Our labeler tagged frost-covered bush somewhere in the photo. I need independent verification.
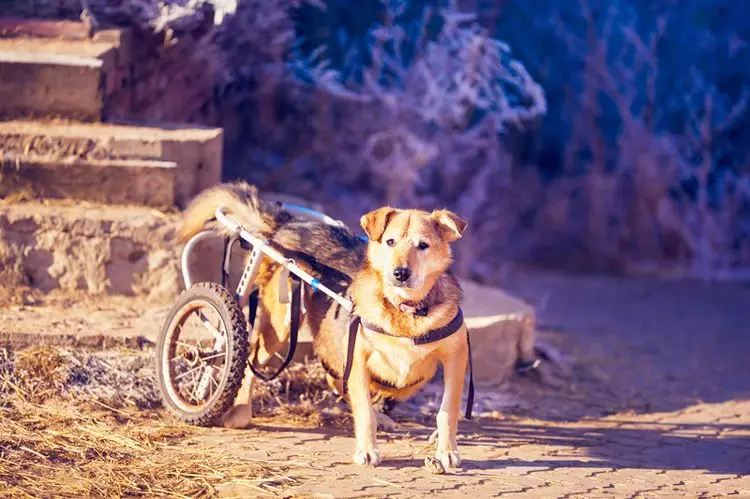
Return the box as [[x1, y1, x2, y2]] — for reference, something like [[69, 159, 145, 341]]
[[284, 0, 546, 276]]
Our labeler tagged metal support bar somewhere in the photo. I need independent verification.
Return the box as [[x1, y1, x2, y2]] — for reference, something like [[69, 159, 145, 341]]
[[215, 207, 354, 312], [181, 230, 217, 289], [280, 203, 345, 228], [235, 247, 263, 309]]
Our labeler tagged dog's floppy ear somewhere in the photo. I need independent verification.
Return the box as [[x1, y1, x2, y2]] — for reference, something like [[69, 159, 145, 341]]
[[361, 207, 397, 242], [431, 209, 467, 242]]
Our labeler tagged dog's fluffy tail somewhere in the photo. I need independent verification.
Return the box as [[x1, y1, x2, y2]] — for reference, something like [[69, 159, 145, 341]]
[[178, 182, 284, 243]]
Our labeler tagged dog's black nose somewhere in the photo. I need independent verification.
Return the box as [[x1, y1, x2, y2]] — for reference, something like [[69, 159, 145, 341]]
[[393, 267, 411, 282]]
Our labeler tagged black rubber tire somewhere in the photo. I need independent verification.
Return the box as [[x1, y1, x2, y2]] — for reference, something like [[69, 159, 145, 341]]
[[155, 282, 249, 426]]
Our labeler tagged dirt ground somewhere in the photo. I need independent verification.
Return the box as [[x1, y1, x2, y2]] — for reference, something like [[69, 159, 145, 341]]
[[1, 266, 749, 498]]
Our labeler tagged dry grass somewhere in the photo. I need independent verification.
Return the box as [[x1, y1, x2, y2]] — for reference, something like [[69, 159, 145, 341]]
[[0, 401, 283, 498], [0, 345, 288, 498]]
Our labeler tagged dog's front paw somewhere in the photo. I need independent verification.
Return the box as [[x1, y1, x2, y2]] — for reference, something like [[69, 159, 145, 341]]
[[435, 449, 461, 469], [223, 404, 253, 429], [353, 446, 382, 466]]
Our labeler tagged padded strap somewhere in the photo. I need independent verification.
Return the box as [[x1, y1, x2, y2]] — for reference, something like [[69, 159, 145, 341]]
[[360, 308, 464, 345], [247, 274, 302, 381], [341, 315, 360, 397]]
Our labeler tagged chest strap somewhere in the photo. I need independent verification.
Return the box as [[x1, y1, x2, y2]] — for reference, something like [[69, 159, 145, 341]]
[[320, 357, 425, 391], [342, 308, 475, 420]]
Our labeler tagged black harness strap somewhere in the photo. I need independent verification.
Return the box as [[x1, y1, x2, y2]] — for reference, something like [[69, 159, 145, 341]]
[[341, 315, 359, 398], [246, 274, 302, 382], [222, 232, 252, 289], [222, 234, 237, 288], [342, 308, 475, 420], [360, 309, 465, 345], [465, 328, 475, 420], [321, 356, 424, 391]]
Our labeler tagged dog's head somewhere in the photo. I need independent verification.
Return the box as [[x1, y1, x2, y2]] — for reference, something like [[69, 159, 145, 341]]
[[361, 207, 467, 295]]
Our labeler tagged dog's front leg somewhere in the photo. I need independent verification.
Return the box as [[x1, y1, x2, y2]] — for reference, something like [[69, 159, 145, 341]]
[[348, 345, 380, 466], [435, 334, 468, 468]]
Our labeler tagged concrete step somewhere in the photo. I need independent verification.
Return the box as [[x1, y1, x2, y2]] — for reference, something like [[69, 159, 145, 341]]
[[1, 154, 178, 207], [0, 20, 132, 121], [0, 200, 181, 298], [0, 120, 223, 208]]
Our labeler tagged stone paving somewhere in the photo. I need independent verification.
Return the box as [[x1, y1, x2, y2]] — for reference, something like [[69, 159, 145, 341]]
[[3, 268, 749, 497], [203, 399, 750, 497], [207, 269, 750, 498]]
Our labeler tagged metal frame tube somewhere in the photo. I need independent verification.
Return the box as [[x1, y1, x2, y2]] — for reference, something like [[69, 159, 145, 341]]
[[280, 203, 345, 228], [181, 230, 217, 289], [178, 207, 355, 313], [215, 207, 353, 312]]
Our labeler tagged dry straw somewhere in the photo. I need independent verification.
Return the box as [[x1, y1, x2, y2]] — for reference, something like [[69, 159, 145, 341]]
[[0, 345, 288, 498]]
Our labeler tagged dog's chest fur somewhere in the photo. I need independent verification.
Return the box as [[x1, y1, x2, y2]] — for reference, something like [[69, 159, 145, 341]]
[[362, 328, 441, 387]]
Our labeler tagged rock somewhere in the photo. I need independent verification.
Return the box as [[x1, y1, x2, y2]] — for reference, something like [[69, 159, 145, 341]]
[[460, 279, 537, 386]]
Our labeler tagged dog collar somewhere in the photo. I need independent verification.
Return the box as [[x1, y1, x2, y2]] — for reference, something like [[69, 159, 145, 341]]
[[397, 300, 429, 316]]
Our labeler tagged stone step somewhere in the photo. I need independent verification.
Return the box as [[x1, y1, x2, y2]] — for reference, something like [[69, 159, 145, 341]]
[[1, 154, 178, 207], [0, 200, 181, 298], [0, 120, 223, 208], [0, 21, 132, 121]]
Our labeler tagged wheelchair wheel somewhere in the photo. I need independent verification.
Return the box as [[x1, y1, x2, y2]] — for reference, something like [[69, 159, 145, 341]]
[[155, 282, 249, 426]]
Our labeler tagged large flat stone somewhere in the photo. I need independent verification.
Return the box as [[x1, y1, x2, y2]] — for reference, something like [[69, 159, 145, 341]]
[[461, 279, 537, 386], [0, 18, 94, 41]]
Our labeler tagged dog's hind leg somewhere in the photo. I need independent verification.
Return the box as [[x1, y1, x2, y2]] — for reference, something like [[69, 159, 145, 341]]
[[223, 332, 283, 428], [223, 365, 257, 429], [224, 279, 290, 429], [374, 411, 397, 432]]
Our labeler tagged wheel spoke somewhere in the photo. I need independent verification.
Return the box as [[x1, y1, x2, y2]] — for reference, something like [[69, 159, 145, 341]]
[[189, 366, 210, 402], [174, 365, 204, 381], [201, 351, 226, 362], [193, 309, 224, 343], [207, 367, 219, 399]]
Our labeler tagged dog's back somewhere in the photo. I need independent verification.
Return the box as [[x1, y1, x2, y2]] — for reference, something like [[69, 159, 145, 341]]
[[179, 181, 366, 281]]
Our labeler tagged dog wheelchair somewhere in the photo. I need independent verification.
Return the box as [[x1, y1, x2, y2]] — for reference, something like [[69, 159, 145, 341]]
[[154, 199, 541, 425], [155, 203, 355, 426]]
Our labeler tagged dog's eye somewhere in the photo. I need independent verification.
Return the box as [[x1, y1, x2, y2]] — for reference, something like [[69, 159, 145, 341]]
[[418, 241, 429, 250], [386, 239, 395, 247]]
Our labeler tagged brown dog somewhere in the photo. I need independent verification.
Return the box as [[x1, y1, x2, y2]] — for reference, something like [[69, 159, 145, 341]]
[[179, 182, 470, 468]]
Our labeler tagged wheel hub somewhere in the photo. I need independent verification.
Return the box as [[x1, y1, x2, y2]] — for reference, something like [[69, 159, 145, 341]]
[[182, 346, 201, 367]]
